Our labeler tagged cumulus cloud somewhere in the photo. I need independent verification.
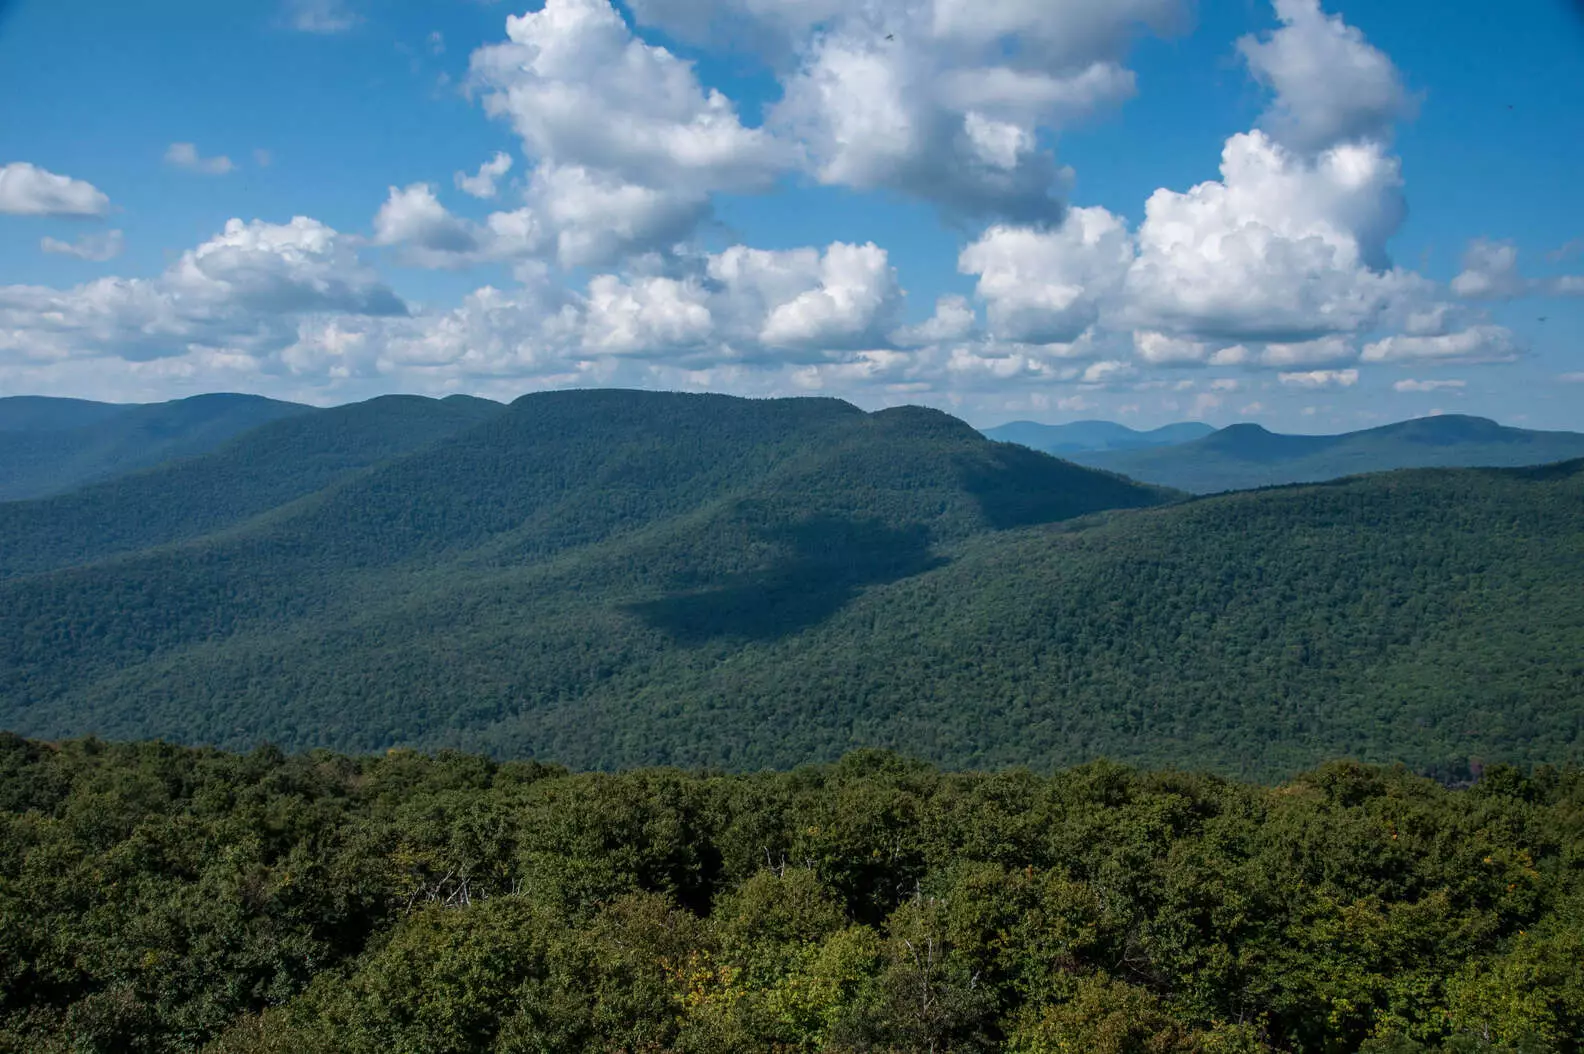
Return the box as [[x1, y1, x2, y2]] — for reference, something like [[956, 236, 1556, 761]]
[[1452, 238, 1584, 300], [456, 152, 514, 199], [1361, 325, 1520, 365], [1279, 368, 1358, 388], [959, 208, 1133, 344], [466, 0, 786, 263], [0, 162, 111, 217], [1451, 239, 1525, 300], [707, 241, 902, 355], [769, 0, 1177, 220], [1121, 131, 1411, 344], [41, 230, 125, 262], [892, 295, 976, 347], [165, 143, 236, 175], [0, 217, 405, 364], [582, 274, 713, 355], [1393, 378, 1465, 392], [1237, 0, 1413, 153]]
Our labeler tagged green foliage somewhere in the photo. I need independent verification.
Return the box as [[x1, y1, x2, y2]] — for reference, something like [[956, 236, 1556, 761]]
[[0, 393, 313, 502], [0, 391, 1579, 779], [2, 738, 1583, 1052]]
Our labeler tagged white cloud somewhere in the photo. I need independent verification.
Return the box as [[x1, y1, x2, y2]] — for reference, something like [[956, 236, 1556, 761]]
[[0, 162, 111, 217], [892, 294, 976, 347], [0, 217, 405, 364], [1451, 238, 1584, 300], [1279, 368, 1358, 388], [40, 230, 125, 262], [373, 184, 490, 262], [1256, 336, 1357, 368], [1451, 239, 1525, 300], [285, 0, 358, 33], [1393, 378, 1465, 392], [466, 0, 786, 262], [582, 274, 713, 355], [711, 241, 902, 353], [960, 207, 1133, 344], [1133, 330, 1211, 366], [528, 163, 706, 269], [1559, 372, 1584, 383], [768, 0, 1175, 219], [165, 143, 236, 176], [1122, 131, 1412, 343], [456, 152, 514, 199], [1237, 0, 1413, 153], [1361, 325, 1519, 365], [1080, 359, 1133, 385]]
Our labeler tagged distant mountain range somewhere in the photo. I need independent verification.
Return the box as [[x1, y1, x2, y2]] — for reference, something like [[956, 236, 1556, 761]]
[[982, 414, 1584, 494], [983, 419, 1215, 454], [1063, 414, 1584, 493], [0, 389, 1578, 779], [0, 393, 314, 501]]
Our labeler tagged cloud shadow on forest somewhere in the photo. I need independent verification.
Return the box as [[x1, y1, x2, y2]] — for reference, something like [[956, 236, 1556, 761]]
[[627, 516, 946, 645]]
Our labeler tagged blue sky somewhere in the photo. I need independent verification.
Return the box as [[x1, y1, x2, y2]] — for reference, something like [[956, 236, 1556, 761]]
[[1, 0, 1580, 430]]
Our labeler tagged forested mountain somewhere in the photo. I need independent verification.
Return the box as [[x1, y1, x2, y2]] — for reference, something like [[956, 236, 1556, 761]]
[[0, 395, 131, 433], [0, 393, 313, 501], [3, 738, 1581, 1053], [1068, 414, 1584, 493], [0, 389, 1578, 780], [0, 393, 504, 577], [983, 418, 1214, 454]]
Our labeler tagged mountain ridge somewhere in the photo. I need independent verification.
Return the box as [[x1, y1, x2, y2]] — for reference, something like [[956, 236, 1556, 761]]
[[0, 392, 316, 501], [1065, 413, 1584, 492], [0, 390, 1576, 780]]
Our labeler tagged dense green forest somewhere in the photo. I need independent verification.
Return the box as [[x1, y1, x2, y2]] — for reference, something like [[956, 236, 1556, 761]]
[[1, 736, 1580, 1053], [0, 394, 314, 502], [1065, 416, 1584, 494], [0, 391, 1579, 779]]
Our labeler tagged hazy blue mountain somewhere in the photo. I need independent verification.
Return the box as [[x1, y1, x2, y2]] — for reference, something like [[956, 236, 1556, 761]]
[[0, 392, 314, 501], [0, 396, 132, 433], [1072, 414, 1584, 493], [984, 419, 1215, 454], [0, 392, 506, 577]]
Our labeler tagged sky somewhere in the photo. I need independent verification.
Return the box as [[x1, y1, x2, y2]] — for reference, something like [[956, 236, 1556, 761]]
[[1, 0, 1581, 431]]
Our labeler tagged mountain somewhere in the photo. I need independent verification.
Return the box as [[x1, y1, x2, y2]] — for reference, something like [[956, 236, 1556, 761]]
[[0, 393, 505, 577], [983, 418, 1215, 454], [1071, 414, 1584, 493], [0, 390, 1579, 780], [0, 393, 315, 501], [0, 395, 132, 433]]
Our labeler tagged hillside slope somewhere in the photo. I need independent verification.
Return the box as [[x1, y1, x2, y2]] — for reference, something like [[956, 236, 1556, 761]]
[[0, 393, 314, 500], [0, 393, 505, 577], [1073, 414, 1584, 492], [0, 392, 1577, 780], [0, 389, 1170, 758]]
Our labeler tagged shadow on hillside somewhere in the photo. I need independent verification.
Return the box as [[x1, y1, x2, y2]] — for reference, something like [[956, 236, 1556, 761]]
[[628, 517, 946, 645], [959, 445, 1151, 530]]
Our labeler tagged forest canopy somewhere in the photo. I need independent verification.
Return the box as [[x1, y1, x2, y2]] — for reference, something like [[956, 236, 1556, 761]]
[[2, 736, 1581, 1053]]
